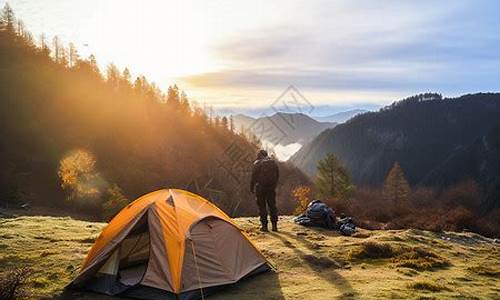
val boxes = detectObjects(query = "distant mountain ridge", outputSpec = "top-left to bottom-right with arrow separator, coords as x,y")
290,93 -> 500,193
313,109 -> 368,123
233,112 -> 336,145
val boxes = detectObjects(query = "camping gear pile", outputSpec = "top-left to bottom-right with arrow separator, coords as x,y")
70,189 -> 271,300
294,200 -> 357,236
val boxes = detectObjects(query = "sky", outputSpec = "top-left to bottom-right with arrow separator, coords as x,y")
4,0 -> 500,114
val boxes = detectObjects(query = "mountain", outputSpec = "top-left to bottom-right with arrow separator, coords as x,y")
233,112 -> 336,145
314,109 -> 368,123
290,93 -> 500,189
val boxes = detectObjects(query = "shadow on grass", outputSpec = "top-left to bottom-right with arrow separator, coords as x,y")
53,289 -> 119,300
211,270 -> 285,300
56,270 -> 284,300
272,231 -> 359,299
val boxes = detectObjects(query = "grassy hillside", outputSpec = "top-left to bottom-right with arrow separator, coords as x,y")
0,216 -> 498,299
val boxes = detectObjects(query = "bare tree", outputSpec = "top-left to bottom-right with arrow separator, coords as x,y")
68,42 -> 79,67
52,36 -> 61,63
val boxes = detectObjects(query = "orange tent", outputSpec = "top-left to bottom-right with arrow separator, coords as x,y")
71,189 -> 271,299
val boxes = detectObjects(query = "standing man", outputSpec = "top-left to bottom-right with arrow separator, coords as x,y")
250,150 -> 280,232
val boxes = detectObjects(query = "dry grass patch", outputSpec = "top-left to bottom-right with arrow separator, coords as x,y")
467,265 -> 500,278
349,241 -> 450,271
349,241 -> 399,259
408,280 -> 450,292
392,247 -> 450,271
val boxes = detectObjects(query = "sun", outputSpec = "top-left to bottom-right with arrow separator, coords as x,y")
72,0 -> 219,83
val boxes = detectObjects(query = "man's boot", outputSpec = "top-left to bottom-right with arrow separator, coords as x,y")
260,223 -> 269,232
271,222 -> 278,232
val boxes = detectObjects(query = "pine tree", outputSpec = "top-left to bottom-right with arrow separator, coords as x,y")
383,162 -> 411,204
179,91 -> 190,113
16,19 -> 23,36
59,47 -> 68,66
39,33 -> 50,56
0,3 -> 15,33
315,153 -> 354,201
106,63 -> 120,88
221,116 -> 228,129
88,54 -> 99,74
68,42 -> 78,67
229,115 -> 234,132
133,76 -> 143,94
166,85 -> 180,109
122,67 -> 131,82
120,67 -> 132,89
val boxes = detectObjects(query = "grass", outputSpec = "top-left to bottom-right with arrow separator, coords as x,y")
0,215 -> 499,299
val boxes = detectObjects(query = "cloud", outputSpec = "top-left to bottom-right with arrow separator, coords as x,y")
183,65 -> 440,91
182,0 -> 500,97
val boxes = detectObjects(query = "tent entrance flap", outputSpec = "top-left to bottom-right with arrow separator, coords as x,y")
118,219 -> 150,286
86,213 -> 151,295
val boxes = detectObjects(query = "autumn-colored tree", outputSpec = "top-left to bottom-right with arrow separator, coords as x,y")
292,185 -> 312,215
383,162 -> 411,205
58,149 -> 102,201
315,153 -> 354,201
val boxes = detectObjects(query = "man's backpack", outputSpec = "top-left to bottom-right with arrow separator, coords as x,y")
255,158 -> 279,188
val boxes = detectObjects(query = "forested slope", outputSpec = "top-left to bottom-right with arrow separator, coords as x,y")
291,93 -> 500,195
0,9 -> 308,219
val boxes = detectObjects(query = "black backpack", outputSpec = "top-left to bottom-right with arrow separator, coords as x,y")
255,158 -> 279,188
304,200 -> 336,229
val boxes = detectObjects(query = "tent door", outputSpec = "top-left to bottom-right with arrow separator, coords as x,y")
117,216 -> 150,286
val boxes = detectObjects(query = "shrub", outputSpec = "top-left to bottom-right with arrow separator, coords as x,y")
102,184 -> 129,220
0,267 -> 33,300
438,179 -> 481,210
338,183 -> 500,238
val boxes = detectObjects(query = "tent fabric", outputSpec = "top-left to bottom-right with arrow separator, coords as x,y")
71,189 -> 270,299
